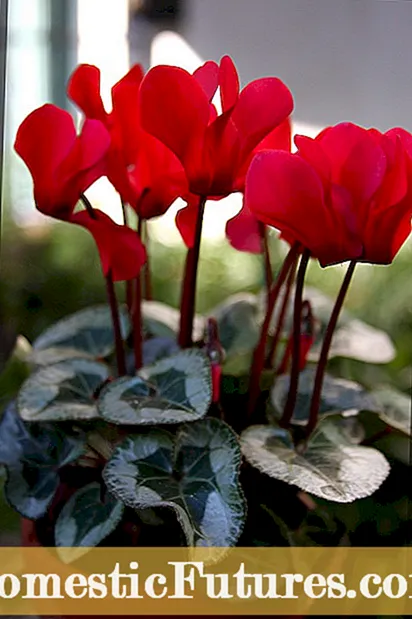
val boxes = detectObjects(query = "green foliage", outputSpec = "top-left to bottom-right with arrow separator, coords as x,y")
99,349 -> 212,425
241,418 -> 390,503
103,418 -> 246,558
0,403 -> 84,519
55,482 -> 124,562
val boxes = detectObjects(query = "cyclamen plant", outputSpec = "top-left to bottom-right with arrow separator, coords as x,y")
1,54 -> 411,555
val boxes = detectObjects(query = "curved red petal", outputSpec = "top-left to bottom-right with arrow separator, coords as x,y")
175,196 -> 200,248
319,122 -> 387,206
225,199 -> 263,253
246,150 -> 359,265
14,104 -> 77,217
193,61 -> 219,102
128,133 -> 188,219
362,197 -> 412,264
256,117 -> 292,152
294,134 -> 331,187
231,77 -> 294,162
70,210 -> 147,281
111,64 -> 144,162
57,118 -> 110,198
67,64 -> 107,123
219,55 -> 239,112
139,65 -> 210,183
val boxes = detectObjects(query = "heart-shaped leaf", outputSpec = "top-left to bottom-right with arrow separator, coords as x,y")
55,482 -> 124,562
0,403 -> 84,518
18,359 -> 110,422
142,300 -> 204,341
103,418 -> 245,557
211,293 -> 261,358
260,286 -> 396,364
29,347 -> 93,368
317,319 -> 396,364
241,419 -> 390,503
303,287 -> 395,364
31,305 -> 130,360
98,349 -> 212,425
371,386 -> 411,435
270,368 -> 376,425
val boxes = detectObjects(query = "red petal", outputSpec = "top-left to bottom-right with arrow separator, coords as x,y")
193,61 -> 219,101
233,117 -> 292,192
70,209 -> 147,281
319,122 -> 387,206
127,132 -> 187,219
56,118 -> 110,198
231,77 -> 294,162
111,64 -> 144,162
14,104 -> 77,217
372,131 -> 408,212
294,134 -> 331,187
246,150 -> 359,265
139,66 -> 210,186
362,196 -> 412,264
67,64 -> 107,123
219,55 -> 239,112
175,196 -> 200,248
226,199 -> 263,253
256,117 -> 292,152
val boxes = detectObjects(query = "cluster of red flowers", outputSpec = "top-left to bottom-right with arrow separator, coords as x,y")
15,55 -> 412,283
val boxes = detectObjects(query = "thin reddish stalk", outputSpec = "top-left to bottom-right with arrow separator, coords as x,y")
142,220 -> 152,301
260,223 -> 273,297
81,194 -> 126,377
133,218 -> 143,371
105,272 -> 126,376
279,249 -> 311,428
265,259 -> 298,369
120,199 -> 134,314
305,260 -> 357,437
247,243 -> 301,417
178,196 -> 206,348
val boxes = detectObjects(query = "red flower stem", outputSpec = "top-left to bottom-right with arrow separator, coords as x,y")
305,260 -> 357,438
178,196 -> 206,348
142,220 -> 153,301
105,271 -> 127,377
81,194 -> 126,377
279,249 -> 311,429
133,218 -> 143,371
260,223 -> 273,296
247,243 -> 301,417
265,259 -> 298,369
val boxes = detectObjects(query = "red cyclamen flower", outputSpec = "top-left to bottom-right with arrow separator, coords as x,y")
139,55 -> 293,247
67,64 -> 187,220
14,104 -> 146,281
246,122 -> 412,266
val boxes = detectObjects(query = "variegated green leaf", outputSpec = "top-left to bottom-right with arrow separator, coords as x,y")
260,285 -> 395,364
98,349 -> 212,425
241,419 -> 390,503
32,305 -> 130,360
55,482 -> 124,563
270,368 -> 376,425
0,403 -> 84,519
142,300 -> 204,341
18,359 -> 110,422
29,347 -> 93,368
371,386 -> 411,436
211,293 -> 261,359
103,418 -> 245,558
